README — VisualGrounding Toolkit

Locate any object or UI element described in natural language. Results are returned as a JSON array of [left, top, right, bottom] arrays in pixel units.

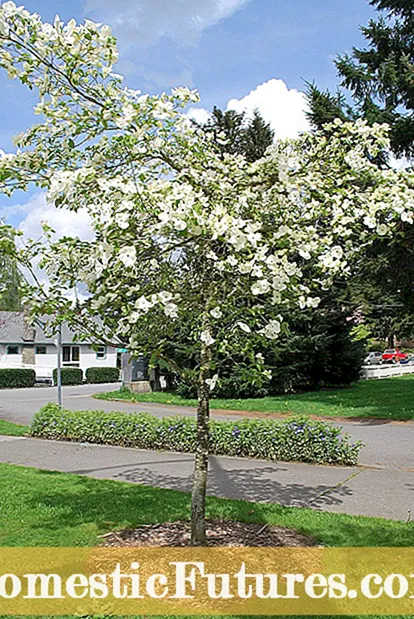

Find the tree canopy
[[307, 0, 414, 159], [0, 222, 22, 311], [306, 0, 414, 346], [1, 3, 414, 544], [201, 106, 274, 162]]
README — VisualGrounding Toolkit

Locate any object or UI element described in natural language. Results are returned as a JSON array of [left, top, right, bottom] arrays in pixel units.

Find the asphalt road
[[0, 383, 413, 470]]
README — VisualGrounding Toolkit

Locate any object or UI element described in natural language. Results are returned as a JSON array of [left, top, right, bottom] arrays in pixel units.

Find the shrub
[[175, 373, 270, 399], [52, 368, 83, 386], [0, 368, 36, 389], [85, 367, 120, 384], [368, 340, 388, 352], [31, 403, 362, 466]]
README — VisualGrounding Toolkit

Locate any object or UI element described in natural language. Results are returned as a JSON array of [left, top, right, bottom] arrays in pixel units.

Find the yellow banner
[[0, 547, 414, 615]]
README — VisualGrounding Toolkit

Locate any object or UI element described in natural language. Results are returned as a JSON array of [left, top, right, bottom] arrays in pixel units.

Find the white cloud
[[389, 154, 412, 171], [83, 0, 251, 46], [0, 192, 93, 295], [1, 191, 93, 241], [227, 78, 311, 140], [186, 107, 211, 125], [184, 78, 311, 142]]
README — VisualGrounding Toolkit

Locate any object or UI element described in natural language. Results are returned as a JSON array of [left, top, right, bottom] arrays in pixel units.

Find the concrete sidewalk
[[1, 435, 413, 521]]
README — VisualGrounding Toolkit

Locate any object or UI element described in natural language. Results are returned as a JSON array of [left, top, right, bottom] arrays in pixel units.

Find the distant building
[[0, 310, 118, 380]]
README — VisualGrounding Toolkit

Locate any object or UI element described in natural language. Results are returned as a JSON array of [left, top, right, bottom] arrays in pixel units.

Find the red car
[[382, 348, 408, 363]]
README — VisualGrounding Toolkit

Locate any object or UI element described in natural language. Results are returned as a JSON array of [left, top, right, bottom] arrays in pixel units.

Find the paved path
[[1, 384, 413, 520], [1, 384, 414, 470], [1, 435, 413, 521]]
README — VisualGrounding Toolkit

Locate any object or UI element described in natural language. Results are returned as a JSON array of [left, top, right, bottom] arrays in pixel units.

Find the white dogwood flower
[[259, 320, 281, 340], [210, 307, 222, 319], [251, 280, 271, 295], [200, 330, 215, 346], [237, 321, 251, 333], [118, 246, 136, 267]]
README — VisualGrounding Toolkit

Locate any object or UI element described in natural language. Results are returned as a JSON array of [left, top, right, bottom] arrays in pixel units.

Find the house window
[[62, 346, 80, 365], [6, 345, 19, 355], [35, 345, 47, 355], [96, 345, 107, 360]]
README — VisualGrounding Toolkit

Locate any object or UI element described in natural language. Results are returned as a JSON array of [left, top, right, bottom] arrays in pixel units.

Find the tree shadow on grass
[[27, 475, 191, 533], [22, 456, 359, 546], [17, 462, 412, 548]]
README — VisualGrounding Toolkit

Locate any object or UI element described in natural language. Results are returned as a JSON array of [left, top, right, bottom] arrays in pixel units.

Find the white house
[[0, 311, 119, 380]]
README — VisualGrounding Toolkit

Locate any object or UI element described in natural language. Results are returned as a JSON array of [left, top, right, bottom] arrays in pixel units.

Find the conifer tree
[[307, 0, 414, 159]]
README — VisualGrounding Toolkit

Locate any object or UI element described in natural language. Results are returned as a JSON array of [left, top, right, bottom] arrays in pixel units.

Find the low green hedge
[[31, 403, 362, 466], [0, 368, 36, 389], [52, 367, 83, 386], [85, 366, 120, 384]]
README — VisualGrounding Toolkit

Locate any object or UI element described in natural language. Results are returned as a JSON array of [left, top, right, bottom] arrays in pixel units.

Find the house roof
[[0, 311, 90, 345]]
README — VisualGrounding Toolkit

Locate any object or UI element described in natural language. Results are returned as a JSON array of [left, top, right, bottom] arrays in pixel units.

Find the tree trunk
[[191, 342, 211, 546]]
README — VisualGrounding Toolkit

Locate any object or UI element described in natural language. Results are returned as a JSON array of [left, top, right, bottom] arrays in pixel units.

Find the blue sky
[[0, 0, 376, 235]]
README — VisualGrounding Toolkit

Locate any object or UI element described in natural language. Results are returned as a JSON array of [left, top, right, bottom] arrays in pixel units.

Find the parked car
[[381, 348, 408, 363], [364, 351, 383, 365], [399, 355, 414, 365]]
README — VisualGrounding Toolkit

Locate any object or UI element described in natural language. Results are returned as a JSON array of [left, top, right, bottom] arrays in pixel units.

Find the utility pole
[[56, 323, 62, 407]]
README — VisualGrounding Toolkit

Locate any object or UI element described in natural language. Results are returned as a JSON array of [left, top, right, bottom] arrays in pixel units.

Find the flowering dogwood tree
[[1, 3, 414, 544]]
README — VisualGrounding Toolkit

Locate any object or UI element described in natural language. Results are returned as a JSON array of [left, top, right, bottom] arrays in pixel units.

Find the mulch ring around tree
[[99, 519, 319, 547]]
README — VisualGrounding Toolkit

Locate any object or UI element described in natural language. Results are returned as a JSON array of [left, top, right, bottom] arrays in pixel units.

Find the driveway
[[1, 383, 414, 470]]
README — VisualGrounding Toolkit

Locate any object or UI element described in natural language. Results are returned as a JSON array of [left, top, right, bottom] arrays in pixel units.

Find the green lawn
[[96, 375, 414, 421], [0, 419, 28, 436], [1, 462, 413, 548], [1, 463, 413, 619]]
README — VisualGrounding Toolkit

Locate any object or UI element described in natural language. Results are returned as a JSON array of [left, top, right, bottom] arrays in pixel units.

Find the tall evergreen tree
[[0, 222, 22, 311], [0, 254, 22, 311], [306, 84, 352, 131], [307, 0, 414, 159], [243, 109, 275, 162], [202, 106, 247, 158], [306, 0, 414, 346], [201, 106, 274, 162]]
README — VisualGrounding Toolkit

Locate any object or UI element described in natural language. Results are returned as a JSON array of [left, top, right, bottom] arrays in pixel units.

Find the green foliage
[[307, 0, 414, 345], [174, 299, 365, 398], [305, 83, 351, 131], [0, 225, 22, 311], [201, 106, 274, 162], [175, 369, 270, 399], [0, 368, 35, 388], [243, 109, 275, 162], [371, 0, 413, 14], [31, 403, 362, 466], [52, 367, 83, 386], [85, 366, 120, 384], [348, 227, 414, 345], [203, 106, 247, 157], [367, 339, 388, 352], [269, 304, 366, 393], [306, 0, 414, 158]]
